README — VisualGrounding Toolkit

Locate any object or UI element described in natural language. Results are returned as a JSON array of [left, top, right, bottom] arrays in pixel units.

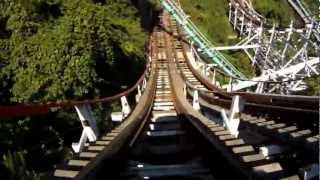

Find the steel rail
[[166, 32, 286, 180], [178, 37, 319, 112], [168, 13, 318, 178], [70, 69, 157, 180], [160, 0, 247, 79], [52, 10, 318, 180], [51, 22, 177, 179], [50, 35, 158, 179]]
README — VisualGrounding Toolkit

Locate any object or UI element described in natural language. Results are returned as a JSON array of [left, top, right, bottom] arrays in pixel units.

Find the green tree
[[3, 151, 40, 180], [1, 0, 147, 103], [0, 0, 151, 178]]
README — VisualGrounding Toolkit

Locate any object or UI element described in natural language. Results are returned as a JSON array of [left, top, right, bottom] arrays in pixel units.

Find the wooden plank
[[219, 134, 236, 140], [249, 119, 266, 124], [54, 170, 79, 178], [257, 121, 275, 126], [280, 175, 300, 180], [306, 135, 320, 143], [107, 132, 119, 137], [278, 126, 297, 133], [290, 129, 312, 138], [79, 152, 98, 158], [232, 145, 254, 154], [253, 163, 282, 173], [225, 139, 245, 146], [210, 126, 225, 132], [68, 160, 89, 167], [241, 154, 265, 163], [95, 141, 110, 145], [101, 136, 115, 141], [214, 130, 230, 136], [266, 123, 286, 129], [88, 146, 105, 151]]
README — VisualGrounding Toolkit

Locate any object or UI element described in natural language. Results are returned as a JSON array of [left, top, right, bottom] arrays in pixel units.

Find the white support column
[[264, 25, 276, 69], [192, 90, 200, 111], [212, 69, 216, 85], [259, 144, 283, 159], [281, 21, 293, 65], [72, 104, 99, 153], [233, 3, 239, 30], [255, 82, 264, 93], [190, 42, 195, 61], [111, 96, 131, 122], [121, 96, 131, 117], [183, 83, 187, 97], [247, 21, 253, 38], [221, 95, 244, 137], [302, 23, 313, 55], [202, 64, 206, 75], [244, 49, 255, 64], [135, 85, 142, 102], [227, 77, 233, 92], [142, 78, 147, 90], [300, 164, 319, 180], [240, 14, 245, 36], [251, 26, 262, 67], [205, 65, 211, 76], [228, 3, 232, 22]]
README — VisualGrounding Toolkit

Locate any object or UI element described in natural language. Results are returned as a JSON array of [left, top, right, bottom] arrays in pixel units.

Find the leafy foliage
[[0, 0, 150, 178], [3, 151, 40, 180], [1, 0, 147, 103], [306, 76, 320, 96], [146, 0, 161, 11]]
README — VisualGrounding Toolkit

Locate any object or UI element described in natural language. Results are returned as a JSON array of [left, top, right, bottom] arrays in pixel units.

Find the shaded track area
[[95, 25, 215, 179]]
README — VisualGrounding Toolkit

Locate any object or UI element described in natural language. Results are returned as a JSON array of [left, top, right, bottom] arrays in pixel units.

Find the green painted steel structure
[[160, 0, 247, 79]]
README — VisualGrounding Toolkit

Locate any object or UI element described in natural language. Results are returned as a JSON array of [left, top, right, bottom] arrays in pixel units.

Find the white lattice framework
[[164, 0, 319, 94], [213, 0, 320, 94]]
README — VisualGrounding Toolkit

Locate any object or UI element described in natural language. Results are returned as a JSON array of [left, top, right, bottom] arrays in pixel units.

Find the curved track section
[[97, 23, 216, 179], [51, 49, 157, 179], [0, 2, 318, 180], [167, 9, 319, 179]]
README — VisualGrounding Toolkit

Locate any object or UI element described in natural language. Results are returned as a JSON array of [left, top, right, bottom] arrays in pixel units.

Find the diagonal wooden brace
[[72, 104, 99, 153], [221, 95, 244, 137]]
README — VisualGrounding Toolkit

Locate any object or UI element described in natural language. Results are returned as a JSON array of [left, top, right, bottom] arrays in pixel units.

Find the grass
[[180, 0, 255, 78], [306, 76, 320, 96], [180, 0, 237, 45], [252, 0, 304, 27], [303, 0, 320, 20]]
